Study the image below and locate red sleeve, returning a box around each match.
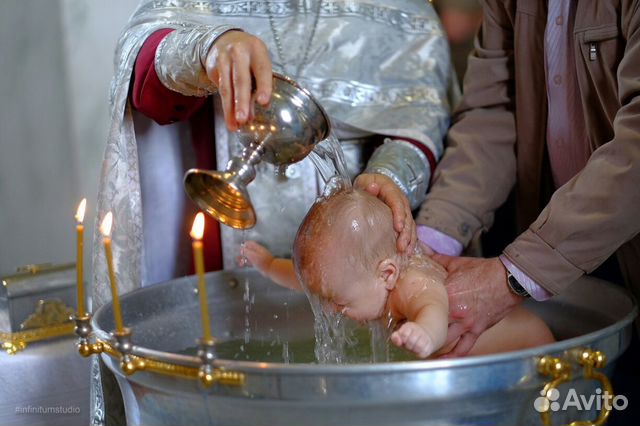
[131,29,207,125]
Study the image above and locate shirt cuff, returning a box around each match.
[416,225,463,256]
[499,254,553,301]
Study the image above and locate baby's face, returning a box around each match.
[305,257,389,322]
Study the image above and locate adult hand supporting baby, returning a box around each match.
[354,173,416,254]
[432,255,524,358]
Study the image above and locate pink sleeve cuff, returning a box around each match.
[416,225,463,256]
[499,255,553,301]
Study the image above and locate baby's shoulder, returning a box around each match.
[399,264,428,282]
[406,254,447,277]
[398,265,437,289]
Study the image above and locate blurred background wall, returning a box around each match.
[0,0,139,276]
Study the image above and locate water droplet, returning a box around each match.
[275,164,288,177]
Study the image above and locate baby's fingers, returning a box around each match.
[242,240,267,255]
[402,326,422,350]
[405,333,432,358]
[236,254,250,267]
[393,324,433,358]
[390,330,404,347]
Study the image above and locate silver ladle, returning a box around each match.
[184,73,331,229]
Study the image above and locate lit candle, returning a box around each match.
[100,212,124,333]
[190,212,212,342]
[75,198,87,316]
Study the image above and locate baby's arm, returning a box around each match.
[390,263,448,358]
[239,241,302,291]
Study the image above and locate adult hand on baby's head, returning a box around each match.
[391,322,435,359]
[354,173,416,254]
[431,256,524,358]
[237,240,274,275]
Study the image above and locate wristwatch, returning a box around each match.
[506,269,531,298]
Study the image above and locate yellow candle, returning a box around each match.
[75,198,87,316]
[190,212,212,342]
[100,212,124,333]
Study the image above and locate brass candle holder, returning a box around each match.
[73,212,244,388]
[73,309,243,387]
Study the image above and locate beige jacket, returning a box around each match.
[417,0,640,297]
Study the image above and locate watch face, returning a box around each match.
[508,273,531,298]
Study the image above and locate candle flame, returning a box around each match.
[75,198,87,223]
[100,212,113,237]
[190,212,205,240]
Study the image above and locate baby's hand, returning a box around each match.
[238,241,274,274]
[391,321,435,359]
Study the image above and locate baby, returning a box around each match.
[242,189,554,358]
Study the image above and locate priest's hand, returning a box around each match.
[431,255,524,358]
[205,31,273,131]
[354,173,416,254]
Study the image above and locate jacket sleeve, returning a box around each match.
[503,3,640,295]
[415,0,517,245]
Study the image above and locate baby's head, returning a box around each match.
[293,189,403,321]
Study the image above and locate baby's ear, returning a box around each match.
[377,258,399,290]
